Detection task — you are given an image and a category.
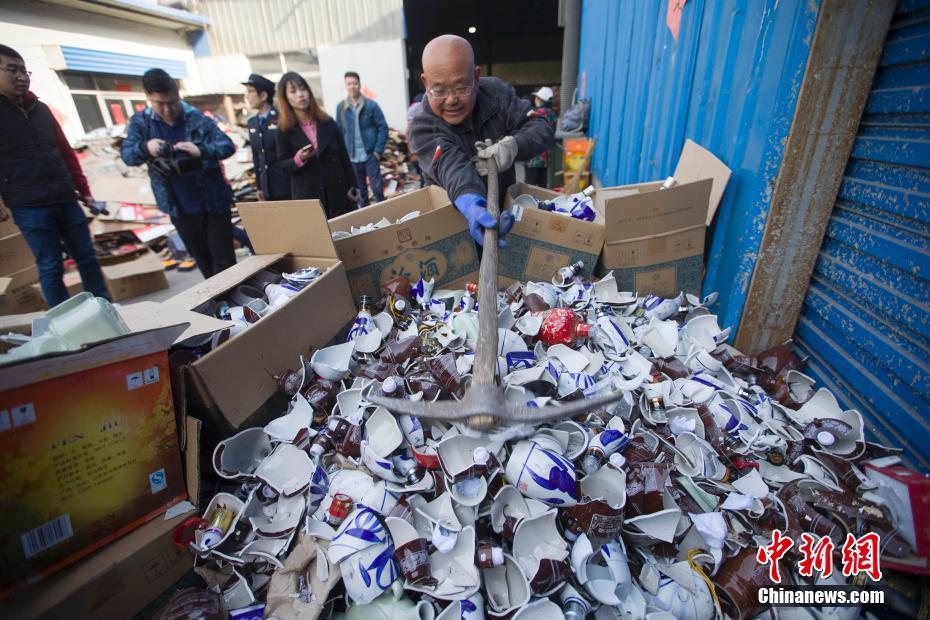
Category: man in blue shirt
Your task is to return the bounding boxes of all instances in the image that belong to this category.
[336,72,388,207]
[121,69,237,279]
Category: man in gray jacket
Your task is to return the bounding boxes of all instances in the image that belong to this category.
[408,35,554,247]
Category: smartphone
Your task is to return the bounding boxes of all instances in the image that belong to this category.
[300,143,315,154]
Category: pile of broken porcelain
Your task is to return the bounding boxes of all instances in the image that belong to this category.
[184,264,919,620]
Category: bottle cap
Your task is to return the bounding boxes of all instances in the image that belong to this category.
[816,431,836,446]
[393,298,407,312]
[473,446,491,465]
[383,376,398,393]
[490,546,505,566]
[329,493,353,519]
[608,453,626,469]
[466,282,478,295]
[576,323,590,339]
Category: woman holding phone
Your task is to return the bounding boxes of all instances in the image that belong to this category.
[275,72,359,217]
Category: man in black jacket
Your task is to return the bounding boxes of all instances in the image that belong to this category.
[0,45,109,307]
[408,35,554,247]
[243,73,289,201]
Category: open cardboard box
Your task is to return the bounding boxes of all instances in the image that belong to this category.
[594,140,731,296]
[328,186,480,302]
[165,200,355,429]
[0,302,225,599]
[503,183,605,285]
[58,247,169,302]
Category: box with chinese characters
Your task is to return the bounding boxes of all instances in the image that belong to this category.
[0,322,189,596]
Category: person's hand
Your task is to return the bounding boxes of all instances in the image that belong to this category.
[256,190,266,202]
[454,193,514,248]
[348,187,361,204]
[297,143,315,162]
[146,138,167,158]
[474,136,518,176]
[174,141,201,158]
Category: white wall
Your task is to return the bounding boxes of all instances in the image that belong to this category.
[0,2,197,143]
[318,39,409,131]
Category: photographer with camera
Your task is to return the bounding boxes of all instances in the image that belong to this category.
[121,68,237,279]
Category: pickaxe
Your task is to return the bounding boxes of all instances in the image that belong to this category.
[367,157,622,430]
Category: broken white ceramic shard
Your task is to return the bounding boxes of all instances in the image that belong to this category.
[264,394,316,444]
[255,444,314,497]
[641,317,679,359]
[311,341,355,381]
[213,427,274,479]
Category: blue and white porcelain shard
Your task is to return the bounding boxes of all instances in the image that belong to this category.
[504,440,579,507]
[340,537,400,604]
[328,505,391,565]
[405,526,480,601]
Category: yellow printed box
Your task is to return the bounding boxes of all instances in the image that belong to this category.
[0,325,187,596]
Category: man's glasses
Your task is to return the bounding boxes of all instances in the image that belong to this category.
[2,66,31,77]
[427,85,473,100]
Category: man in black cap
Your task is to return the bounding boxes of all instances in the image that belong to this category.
[243,73,290,201]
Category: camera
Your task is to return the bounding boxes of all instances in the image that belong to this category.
[150,142,202,178]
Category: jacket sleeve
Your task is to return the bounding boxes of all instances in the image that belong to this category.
[120,114,150,167]
[53,118,92,199]
[197,117,235,162]
[335,102,344,131]
[500,82,555,161]
[409,115,486,203]
[276,128,301,174]
[373,103,388,154]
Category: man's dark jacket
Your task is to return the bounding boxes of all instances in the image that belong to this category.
[121,102,235,218]
[408,77,554,204]
[276,118,357,219]
[247,107,290,199]
[0,93,85,208]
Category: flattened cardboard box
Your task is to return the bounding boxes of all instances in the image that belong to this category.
[166,200,355,428]
[0,265,45,316]
[503,183,605,286]
[0,323,190,595]
[595,140,731,297]
[0,233,34,277]
[329,186,480,302]
[0,197,18,239]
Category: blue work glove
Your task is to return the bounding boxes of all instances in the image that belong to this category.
[454,193,514,248]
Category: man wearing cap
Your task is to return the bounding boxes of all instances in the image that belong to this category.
[408,35,554,247]
[524,86,558,188]
[243,74,290,201]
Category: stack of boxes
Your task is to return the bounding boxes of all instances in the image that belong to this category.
[0,198,45,315]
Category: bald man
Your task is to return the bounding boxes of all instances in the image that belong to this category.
[409,35,554,247]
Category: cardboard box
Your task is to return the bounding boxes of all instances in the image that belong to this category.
[0,509,194,619]
[0,233,34,277]
[102,248,169,301]
[502,183,605,285]
[595,140,731,296]
[0,265,45,316]
[166,200,356,428]
[328,186,480,301]
[0,322,193,595]
[0,197,18,239]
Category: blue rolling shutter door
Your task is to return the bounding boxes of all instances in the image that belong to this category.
[793,1,930,470]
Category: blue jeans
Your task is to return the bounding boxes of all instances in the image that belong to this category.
[352,153,385,207]
[11,202,111,307]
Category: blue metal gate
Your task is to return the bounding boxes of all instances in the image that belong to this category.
[793,1,930,470]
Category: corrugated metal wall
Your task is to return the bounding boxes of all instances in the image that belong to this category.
[794,1,930,470]
[577,0,819,332]
[199,0,404,56]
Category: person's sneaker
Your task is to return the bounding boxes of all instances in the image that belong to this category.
[178,259,197,272]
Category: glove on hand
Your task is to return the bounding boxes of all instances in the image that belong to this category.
[474,136,518,176]
[454,193,514,248]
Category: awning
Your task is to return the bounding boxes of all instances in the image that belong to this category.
[61,46,189,79]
